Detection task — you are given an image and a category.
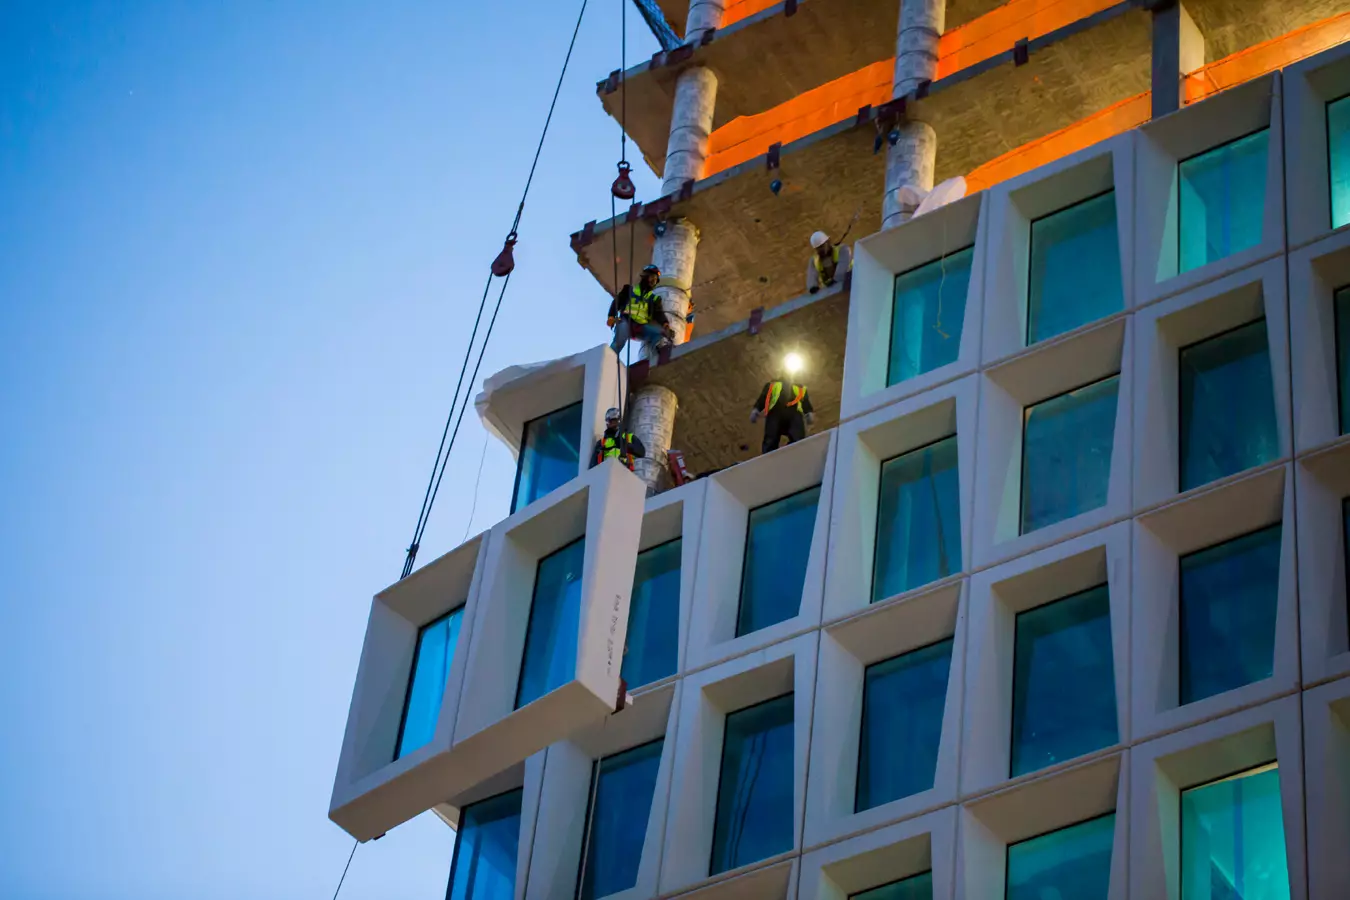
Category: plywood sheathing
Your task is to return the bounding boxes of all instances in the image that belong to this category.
[1183,0,1350,63]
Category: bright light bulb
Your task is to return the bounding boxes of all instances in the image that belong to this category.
[784,352,804,375]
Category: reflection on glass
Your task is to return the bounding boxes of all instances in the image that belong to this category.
[394,608,464,760]
[888,248,974,385]
[577,740,664,900]
[511,402,582,513]
[1028,192,1124,344]
[1011,586,1117,777]
[1006,813,1115,900]
[710,694,794,875]
[873,436,962,602]
[737,487,821,637]
[1180,525,1282,705]
[1021,376,1119,534]
[446,788,524,900]
[1336,287,1350,434]
[622,539,681,689]
[515,538,585,709]
[1181,764,1289,900]
[1178,130,1269,273]
[851,871,933,900]
[856,639,953,812]
[1179,319,1278,491]
[1330,95,1350,229]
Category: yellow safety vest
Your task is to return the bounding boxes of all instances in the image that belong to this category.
[763,382,806,415]
[812,246,843,284]
[622,286,656,325]
[599,432,637,467]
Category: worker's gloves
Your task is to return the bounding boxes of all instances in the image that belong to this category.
[607,316,617,328]
[804,412,816,427]
[749,409,762,424]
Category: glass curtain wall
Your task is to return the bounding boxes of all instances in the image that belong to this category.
[1021,376,1120,534]
[1178,130,1269,273]
[576,740,665,900]
[1330,95,1350,229]
[622,539,682,689]
[394,608,465,760]
[710,694,795,875]
[1181,764,1290,900]
[511,402,583,513]
[445,788,524,900]
[873,436,962,603]
[888,248,974,385]
[851,872,933,900]
[1027,192,1124,344]
[516,537,586,709]
[1005,813,1115,900]
[737,487,821,636]
[1336,287,1350,434]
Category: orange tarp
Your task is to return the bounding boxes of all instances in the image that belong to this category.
[721,0,780,29]
[935,0,1118,78]
[1184,10,1350,103]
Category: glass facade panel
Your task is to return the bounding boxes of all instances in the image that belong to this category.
[1028,192,1124,344]
[621,539,681,689]
[577,740,665,900]
[1181,765,1290,900]
[710,694,794,875]
[1179,320,1279,492]
[446,788,524,900]
[1180,525,1282,705]
[1337,287,1350,435]
[737,487,821,637]
[1021,376,1119,534]
[1011,586,1117,777]
[873,436,962,603]
[515,537,586,709]
[511,401,583,514]
[1330,95,1350,230]
[1178,130,1269,273]
[1006,813,1115,900]
[394,608,464,760]
[856,639,954,812]
[888,247,974,386]
[851,871,933,900]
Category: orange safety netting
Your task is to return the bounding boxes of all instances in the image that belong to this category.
[1184,10,1350,103]
[720,0,780,29]
[935,0,1118,78]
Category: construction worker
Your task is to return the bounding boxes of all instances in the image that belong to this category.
[806,231,852,294]
[609,264,673,356]
[751,355,815,454]
[591,407,646,471]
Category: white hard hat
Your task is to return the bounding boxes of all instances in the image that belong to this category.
[809,231,829,249]
[605,407,621,421]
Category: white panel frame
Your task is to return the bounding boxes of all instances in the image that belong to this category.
[629,480,708,692]
[799,807,957,900]
[1282,39,1350,251]
[1288,229,1350,455]
[1296,441,1350,688]
[1303,676,1350,899]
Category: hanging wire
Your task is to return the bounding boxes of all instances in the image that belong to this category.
[330,840,358,900]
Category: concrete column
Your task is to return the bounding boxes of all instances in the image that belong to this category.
[662,66,719,194]
[685,0,725,42]
[1151,1,1205,118]
[628,385,678,494]
[882,0,945,229]
[651,218,699,348]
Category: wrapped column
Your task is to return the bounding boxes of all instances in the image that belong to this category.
[882,0,945,230]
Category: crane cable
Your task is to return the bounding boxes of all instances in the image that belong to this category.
[610,0,635,428]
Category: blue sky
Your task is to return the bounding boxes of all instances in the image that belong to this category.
[0,2,660,897]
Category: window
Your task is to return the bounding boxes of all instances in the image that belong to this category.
[851,872,933,900]
[1337,287,1350,434]
[511,402,583,514]
[1329,95,1350,229]
[1021,376,1119,534]
[1179,320,1279,492]
[622,539,681,689]
[1010,586,1116,777]
[1179,525,1281,705]
[1028,191,1124,344]
[393,608,464,760]
[1178,129,1269,273]
[1181,764,1289,900]
[856,639,953,812]
[873,436,962,603]
[516,538,585,709]
[737,487,821,637]
[576,740,664,900]
[446,788,524,900]
[710,694,794,875]
[888,248,974,386]
[1005,813,1115,900]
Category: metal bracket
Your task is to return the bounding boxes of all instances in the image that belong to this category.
[603,70,621,94]
[628,358,651,387]
[748,306,765,335]
[877,96,907,122]
[785,0,798,15]
[699,27,717,46]
[625,203,642,224]
[1013,38,1030,66]
[913,79,931,100]
[855,104,873,126]
[766,142,782,171]
[667,44,695,66]
[643,196,673,220]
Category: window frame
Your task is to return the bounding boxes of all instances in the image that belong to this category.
[623,536,684,689]
[444,786,526,900]
[1335,284,1350,436]
[573,736,667,900]
[515,535,587,710]
[1325,91,1350,231]
[510,400,584,514]
[1025,188,1119,347]
[735,485,823,638]
[707,691,796,876]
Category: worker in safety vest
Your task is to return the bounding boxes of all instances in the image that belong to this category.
[806,231,852,294]
[590,407,646,471]
[750,369,815,455]
[608,264,672,355]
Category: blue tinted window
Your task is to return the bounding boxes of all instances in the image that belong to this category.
[512,402,583,513]
[446,788,524,900]
[711,694,794,875]
[1180,525,1281,705]
[1182,765,1289,900]
[1021,376,1119,534]
[516,538,585,709]
[394,608,464,760]
[874,436,962,603]
[1336,287,1350,434]
[856,639,953,812]
[1330,96,1350,229]
[1028,192,1124,344]
[852,871,933,900]
[738,487,820,637]
[577,740,664,900]
[1011,586,1116,777]
[1179,320,1279,492]
[1178,130,1269,273]
[1006,813,1115,900]
[622,539,681,689]
[888,248,973,385]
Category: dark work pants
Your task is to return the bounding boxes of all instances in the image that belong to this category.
[761,410,806,454]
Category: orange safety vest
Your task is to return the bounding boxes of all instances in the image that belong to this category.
[597,432,637,468]
[763,381,806,415]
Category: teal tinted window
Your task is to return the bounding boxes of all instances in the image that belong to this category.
[1337,287,1350,434]
[577,740,664,900]
[873,436,962,603]
[1179,320,1279,491]
[1006,813,1115,900]
[1021,376,1119,534]
[511,402,582,513]
[516,538,585,709]
[1011,586,1117,777]
[1330,95,1350,229]
[738,487,820,637]
[888,248,973,385]
[446,788,523,900]
[1180,525,1281,705]
[622,539,681,689]
[852,871,933,900]
[1028,192,1124,344]
[856,639,953,812]
[394,608,464,760]
[1182,765,1289,900]
[711,694,794,875]
[1178,130,1269,273]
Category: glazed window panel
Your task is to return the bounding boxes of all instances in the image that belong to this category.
[737,486,821,637]
[1005,813,1115,900]
[1027,191,1124,344]
[622,539,681,688]
[1329,94,1350,230]
[710,694,795,875]
[394,608,464,760]
[515,537,585,709]
[872,436,962,603]
[887,247,974,386]
[851,871,933,900]
[1336,287,1350,435]
[1178,130,1269,273]
[1181,764,1290,900]
[1020,375,1120,534]
[576,740,665,900]
[511,401,583,513]
[445,788,524,900]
